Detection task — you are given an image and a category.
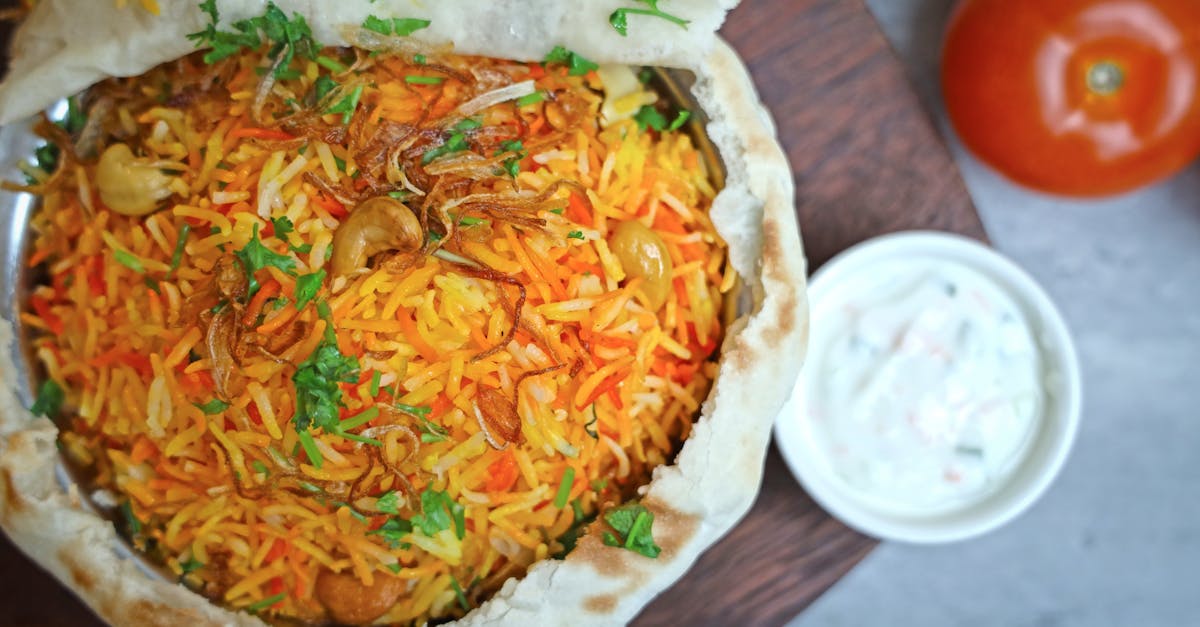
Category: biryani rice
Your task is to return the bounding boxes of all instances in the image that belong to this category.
[18,39,729,624]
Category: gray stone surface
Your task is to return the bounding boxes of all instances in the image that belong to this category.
[786,2,1200,626]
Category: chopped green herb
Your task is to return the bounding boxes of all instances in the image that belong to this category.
[633,105,667,132]
[193,399,230,415]
[362,14,393,35]
[405,75,444,85]
[144,277,162,294]
[421,132,470,164]
[298,480,323,494]
[638,67,655,84]
[179,557,204,574]
[326,84,364,124]
[57,96,88,136]
[369,370,382,397]
[113,249,145,273]
[667,109,691,131]
[415,415,448,444]
[549,207,565,215]
[494,138,527,177]
[339,406,380,431]
[293,338,359,435]
[361,15,431,37]
[515,91,546,107]
[296,426,324,469]
[543,46,598,76]
[600,502,661,558]
[376,490,401,515]
[168,223,191,276]
[391,18,432,36]
[234,223,297,297]
[591,478,609,492]
[609,0,691,37]
[188,1,319,78]
[396,403,432,418]
[411,487,466,539]
[30,379,64,418]
[119,500,143,537]
[313,75,337,102]
[294,269,326,310]
[553,498,595,559]
[251,460,270,476]
[385,563,402,574]
[413,53,427,64]
[554,467,575,509]
[450,576,471,611]
[315,54,348,73]
[369,517,414,549]
[245,593,286,613]
[454,118,482,131]
[567,230,585,240]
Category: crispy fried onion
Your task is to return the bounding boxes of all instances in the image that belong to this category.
[474,387,523,450]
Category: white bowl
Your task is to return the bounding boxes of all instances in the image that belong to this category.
[774,231,1082,543]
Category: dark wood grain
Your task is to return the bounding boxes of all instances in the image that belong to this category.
[633,0,984,625]
[0,0,984,625]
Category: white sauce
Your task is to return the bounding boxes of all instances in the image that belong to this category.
[804,258,1043,513]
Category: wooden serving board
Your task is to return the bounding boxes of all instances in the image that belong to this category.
[0,0,985,625]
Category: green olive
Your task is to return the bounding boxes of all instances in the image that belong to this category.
[609,220,674,311]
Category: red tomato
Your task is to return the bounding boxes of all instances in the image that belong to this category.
[942,0,1200,197]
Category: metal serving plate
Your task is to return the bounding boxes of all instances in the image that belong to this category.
[0,67,732,592]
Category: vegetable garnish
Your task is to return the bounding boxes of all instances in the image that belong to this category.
[293,269,325,310]
[412,487,467,540]
[554,467,576,509]
[193,399,230,415]
[167,223,190,277]
[188,1,318,77]
[376,490,401,515]
[450,576,471,611]
[609,0,691,37]
[362,15,432,37]
[113,249,145,273]
[633,105,691,133]
[553,498,596,559]
[495,139,527,177]
[245,593,286,613]
[368,517,414,549]
[514,91,546,107]
[29,379,64,418]
[234,223,297,297]
[601,502,662,558]
[543,46,599,76]
[179,557,204,574]
[418,416,450,443]
[290,311,361,464]
[405,75,445,85]
[325,84,364,124]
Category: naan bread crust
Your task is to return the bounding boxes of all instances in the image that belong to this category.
[0,2,806,624]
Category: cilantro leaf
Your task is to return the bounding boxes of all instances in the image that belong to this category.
[609,0,691,37]
[633,105,668,132]
[411,487,466,539]
[292,340,359,434]
[667,109,692,131]
[542,46,598,76]
[30,380,64,418]
[376,490,401,515]
[392,18,432,36]
[362,15,392,35]
[313,75,338,102]
[188,1,319,77]
[179,557,204,574]
[600,502,661,558]
[368,517,414,549]
[235,223,297,297]
[193,399,230,415]
[294,269,326,310]
[567,231,585,240]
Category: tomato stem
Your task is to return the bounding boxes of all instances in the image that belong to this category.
[1087,61,1124,96]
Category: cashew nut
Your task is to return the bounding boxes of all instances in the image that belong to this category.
[95,143,175,216]
[609,220,674,311]
[330,196,423,277]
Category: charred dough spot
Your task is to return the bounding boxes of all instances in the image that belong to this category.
[58,549,96,592]
[584,594,618,614]
[1,467,23,513]
[643,497,700,557]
